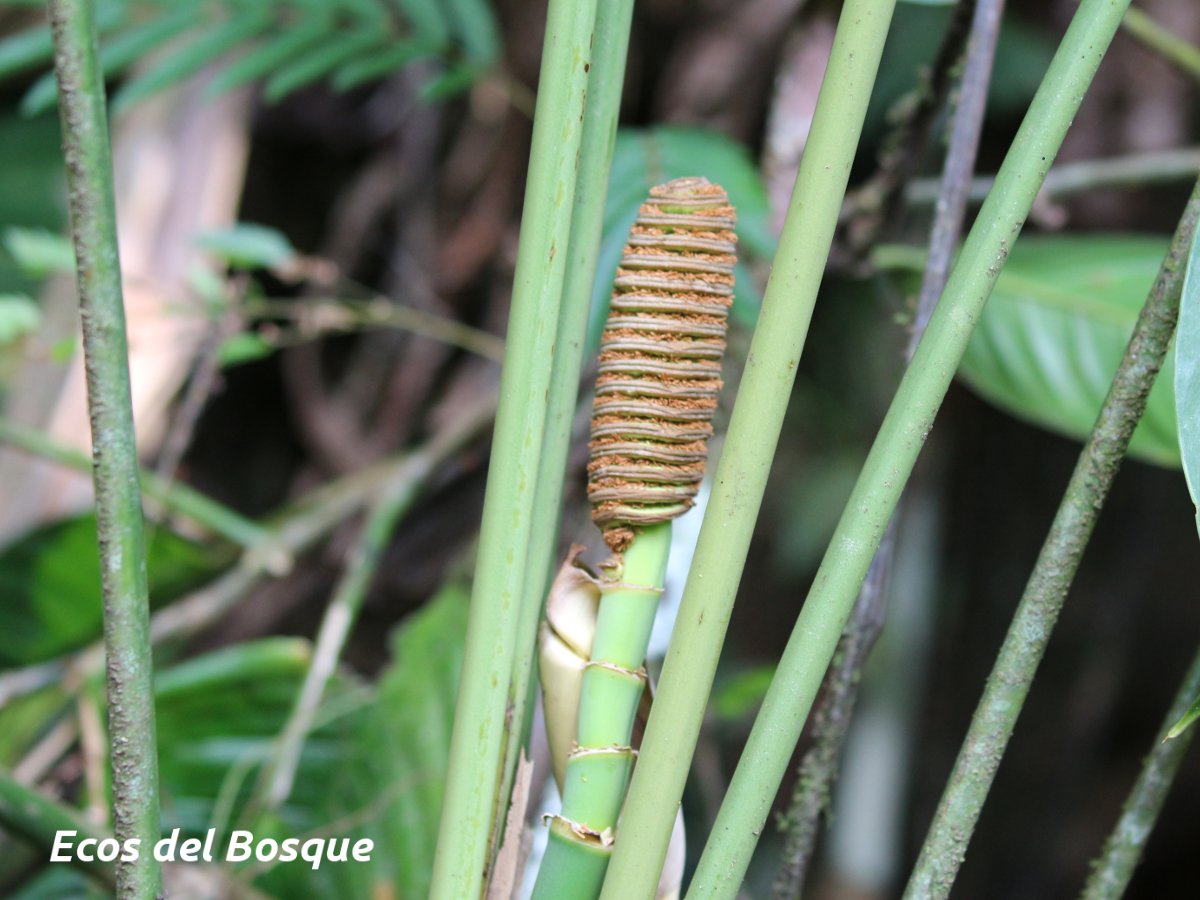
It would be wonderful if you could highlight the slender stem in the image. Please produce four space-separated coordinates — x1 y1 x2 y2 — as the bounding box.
774 3 1005 893
600 2 901 896
903 147 1200 208
495 0 636 864
533 523 673 899
0 773 117 889
1121 7 1200 83
905 176 1200 900
0 418 271 549
430 1 599 895
1081 642 1200 899
254 396 498 815
679 1 1133 896
48 0 162 895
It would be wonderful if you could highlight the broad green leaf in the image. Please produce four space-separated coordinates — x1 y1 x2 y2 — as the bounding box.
589 127 777 353
0 293 39 344
195 223 296 270
0 515 230 668
1178 215 1200 535
248 582 469 899
878 236 1179 467
112 10 275 113
2 227 73 278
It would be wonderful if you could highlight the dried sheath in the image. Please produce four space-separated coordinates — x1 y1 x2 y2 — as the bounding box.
588 177 736 551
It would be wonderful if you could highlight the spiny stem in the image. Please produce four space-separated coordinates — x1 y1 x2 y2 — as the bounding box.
773 0 1005 893
904 175 1200 899
48 0 161 895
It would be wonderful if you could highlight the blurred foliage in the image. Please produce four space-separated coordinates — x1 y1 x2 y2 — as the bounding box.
0 0 500 115
878 236 1180 467
0 514 233 667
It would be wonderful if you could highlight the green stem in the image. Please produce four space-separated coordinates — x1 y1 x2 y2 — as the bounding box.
429 1 599 895
48 0 162 896
599 1 900 895
533 522 673 900
691 2 1133 895
0 772 116 889
497 0 636 863
1081 641 1200 899
0 417 270 549
1121 7 1200 83
905 175 1199 900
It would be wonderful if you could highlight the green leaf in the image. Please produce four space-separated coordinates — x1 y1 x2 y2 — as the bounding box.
204 14 334 98
21 6 206 116
195 223 296 270
1178 215 1200 536
444 0 500 63
0 515 230 668
878 236 1180 467
0 293 39 344
1167 692 1200 740
392 0 451 46
2 227 74 277
418 61 484 102
0 24 54 81
112 9 275 113
263 29 386 102
331 40 438 92
589 126 777 353
217 330 277 368
711 665 776 722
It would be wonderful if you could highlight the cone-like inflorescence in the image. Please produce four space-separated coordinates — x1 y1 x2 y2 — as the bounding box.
588 177 736 552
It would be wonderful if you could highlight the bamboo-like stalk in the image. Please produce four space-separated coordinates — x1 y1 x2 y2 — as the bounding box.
496 0 637 860
533 522 673 899
905 174 1200 900
429 1 599 895
1081 641 1200 899
48 0 162 896
610 0 1137 896
534 176 737 897
599 1 899 894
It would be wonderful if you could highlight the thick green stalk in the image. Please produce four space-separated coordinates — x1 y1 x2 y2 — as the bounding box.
1082 641 1200 899
905 174 1198 900
533 522 672 900
0 773 116 889
48 1 162 897
689 3 1132 897
496 0 636 861
0 417 270 549
429 1 598 895
599 1 899 895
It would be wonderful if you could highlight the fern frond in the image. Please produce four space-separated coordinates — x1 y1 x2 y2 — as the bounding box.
0 0 502 114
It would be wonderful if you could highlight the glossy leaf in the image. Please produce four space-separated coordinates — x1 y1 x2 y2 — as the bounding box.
879 236 1179 467
1178 208 1200 535
589 126 777 353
